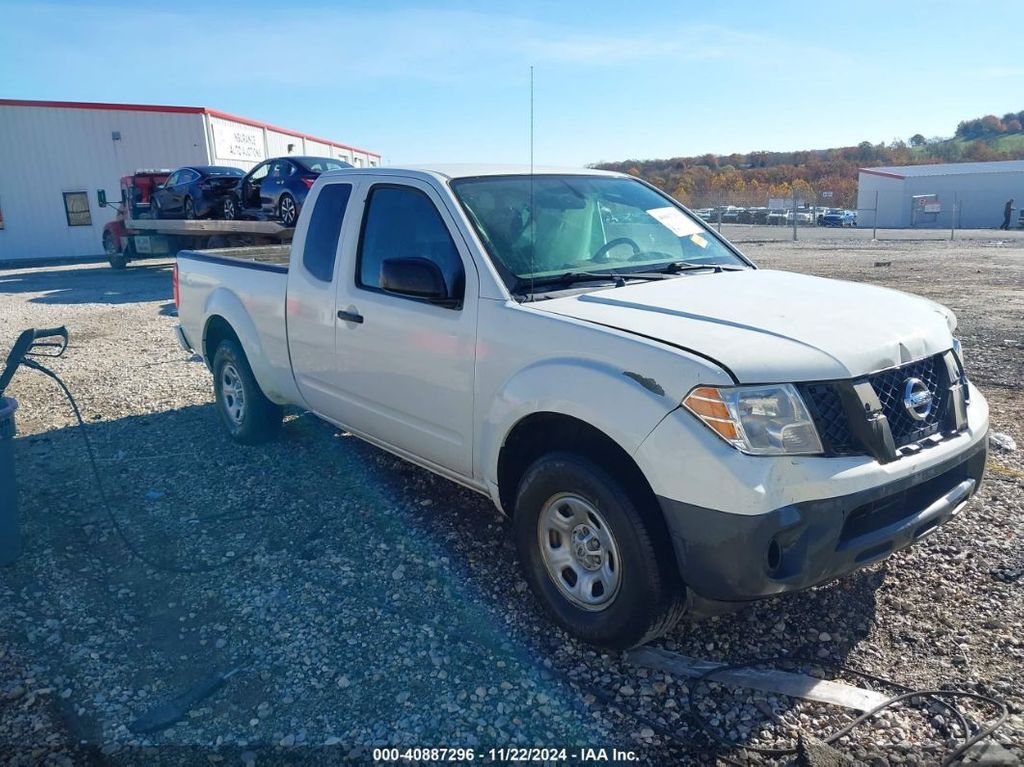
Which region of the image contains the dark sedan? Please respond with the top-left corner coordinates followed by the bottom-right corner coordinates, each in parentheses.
top-left (151, 166), bottom-right (244, 220)
top-left (822, 209), bottom-right (857, 227)
top-left (223, 156), bottom-right (352, 226)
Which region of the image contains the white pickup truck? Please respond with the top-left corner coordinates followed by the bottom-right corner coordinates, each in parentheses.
top-left (174, 165), bottom-right (988, 648)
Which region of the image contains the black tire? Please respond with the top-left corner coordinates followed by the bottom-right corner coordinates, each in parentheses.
top-left (109, 254), bottom-right (128, 270)
top-left (222, 196), bottom-right (238, 221)
top-left (184, 196), bottom-right (196, 220)
top-left (212, 339), bottom-right (283, 444)
top-left (513, 452), bottom-right (686, 649)
top-left (103, 230), bottom-right (117, 257)
top-left (150, 200), bottom-right (160, 220)
top-left (278, 193), bottom-right (298, 226)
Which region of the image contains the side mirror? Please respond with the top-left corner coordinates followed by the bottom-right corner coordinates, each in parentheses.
top-left (380, 257), bottom-right (460, 308)
top-left (97, 189), bottom-right (107, 207)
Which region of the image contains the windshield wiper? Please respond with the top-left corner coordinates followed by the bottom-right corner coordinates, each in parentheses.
top-left (514, 270), bottom-right (666, 294)
top-left (655, 262), bottom-right (747, 275)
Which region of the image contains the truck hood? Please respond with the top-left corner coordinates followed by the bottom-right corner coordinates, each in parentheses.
top-left (534, 269), bottom-right (955, 383)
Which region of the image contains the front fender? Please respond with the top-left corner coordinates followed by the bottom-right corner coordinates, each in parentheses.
top-left (479, 356), bottom-right (678, 489)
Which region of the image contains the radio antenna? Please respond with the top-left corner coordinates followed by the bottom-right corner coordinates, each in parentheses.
top-left (529, 64), bottom-right (535, 302)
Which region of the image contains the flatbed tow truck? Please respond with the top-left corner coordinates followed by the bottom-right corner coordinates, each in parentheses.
top-left (101, 170), bottom-right (293, 269)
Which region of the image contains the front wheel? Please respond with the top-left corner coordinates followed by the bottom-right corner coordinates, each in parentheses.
top-left (278, 194), bottom-right (298, 226)
top-left (212, 339), bottom-right (283, 444)
top-left (513, 452), bottom-right (686, 649)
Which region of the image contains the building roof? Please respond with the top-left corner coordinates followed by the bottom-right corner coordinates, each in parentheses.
top-left (860, 159), bottom-right (1024, 180)
top-left (0, 98), bottom-right (379, 158)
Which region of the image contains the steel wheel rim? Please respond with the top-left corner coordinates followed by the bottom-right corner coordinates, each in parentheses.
top-left (103, 233), bottom-right (116, 255)
top-left (220, 363), bottom-right (245, 425)
top-left (537, 493), bottom-right (622, 611)
top-left (280, 196), bottom-right (296, 224)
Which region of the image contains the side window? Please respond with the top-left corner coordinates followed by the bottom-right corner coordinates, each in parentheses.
top-left (250, 163), bottom-right (270, 183)
top-left (62, 192), bottom-right (91, 227)
top-left (164, 171), bottom-right (180, 187)
top-left (181, 169), bottom-right (199, 184)
top-left (357, 186), bottom-right (463, 299)
top-left (303, 184), bottom-right (352, 282)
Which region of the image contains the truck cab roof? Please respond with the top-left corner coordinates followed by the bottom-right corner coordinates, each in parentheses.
top-left (319, 164), bottom-right (626, 182)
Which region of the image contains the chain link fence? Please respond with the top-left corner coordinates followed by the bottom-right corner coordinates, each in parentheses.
top-left (678, 189), bottom-right (1009, 243)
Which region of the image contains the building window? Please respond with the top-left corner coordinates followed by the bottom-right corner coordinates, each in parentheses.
top-left (63, 192), bottom-right (92, 227)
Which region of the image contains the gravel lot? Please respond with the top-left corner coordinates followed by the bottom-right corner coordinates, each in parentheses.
top-left (1, 230), bottom-right (1022, 765)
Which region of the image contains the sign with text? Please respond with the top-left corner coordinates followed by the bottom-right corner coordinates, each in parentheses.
top-left (211, 119), bottom-right (265, 163)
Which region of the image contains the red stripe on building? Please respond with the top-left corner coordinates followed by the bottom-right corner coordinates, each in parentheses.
top-left (0, 99), bottom-right (380, 159)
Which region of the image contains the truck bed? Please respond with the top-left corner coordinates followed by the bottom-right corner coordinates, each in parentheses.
top-left (177, 245), bottom-right (291, 273)
top-left (175, 245), bottom-right (297, 404)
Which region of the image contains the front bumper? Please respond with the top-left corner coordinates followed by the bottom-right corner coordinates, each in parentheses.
top-left (658, 435), bottom-right (987, 601)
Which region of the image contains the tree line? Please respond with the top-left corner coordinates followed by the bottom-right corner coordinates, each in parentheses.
top-left (595, 110), bottom-right (1024, 209)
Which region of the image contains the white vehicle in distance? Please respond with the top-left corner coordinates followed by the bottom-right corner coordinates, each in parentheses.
top-left (174, 165), bottom-right (987, 648)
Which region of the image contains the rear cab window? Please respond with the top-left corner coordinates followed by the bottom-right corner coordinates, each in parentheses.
top-left (303, 183), bottom-right (353, 282)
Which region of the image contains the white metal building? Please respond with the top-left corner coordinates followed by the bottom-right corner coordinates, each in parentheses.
top-left (0, 99), bottom-right (381, 262)
top-left (857, 160), bottom-right (1024, 229)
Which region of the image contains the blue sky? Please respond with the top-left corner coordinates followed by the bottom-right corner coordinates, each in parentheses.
top-left (1, 1), bottom-right (1019, 165)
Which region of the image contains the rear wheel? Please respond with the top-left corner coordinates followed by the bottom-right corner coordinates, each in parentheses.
top-left (513, 452), bottom-right (686, 649)
top-left (222, 196), bottom-right (238, 220)
top-left (278, 194), bottom-right (297, 226)
top-left (212, 339), bottom-right (282, 444)
top-left (184, 196), bottom-right (196, 220)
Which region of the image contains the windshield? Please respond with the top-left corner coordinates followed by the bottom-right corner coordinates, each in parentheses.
top-left (298, 157), bottom-right (351, 173)
top-left (450, 175), bottom-right (748, 290)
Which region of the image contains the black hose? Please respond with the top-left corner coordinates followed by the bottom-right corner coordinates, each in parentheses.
top-left (25, 359), bottom-right (235, 574)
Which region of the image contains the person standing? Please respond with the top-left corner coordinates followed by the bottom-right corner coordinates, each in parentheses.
top-left (1001, 198), bottom-right (1014, 230)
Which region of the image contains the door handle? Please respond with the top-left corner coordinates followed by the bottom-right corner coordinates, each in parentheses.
top-left (337, 309), bottom-right (363, 324)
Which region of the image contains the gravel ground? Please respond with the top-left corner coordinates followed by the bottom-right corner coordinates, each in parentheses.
top-left (0, 231), bottom-right (1022, 766)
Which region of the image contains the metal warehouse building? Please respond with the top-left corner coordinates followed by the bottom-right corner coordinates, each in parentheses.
top-left (857, 159), bottom-right (1024, 229)
top-left (0, 99), bottom-right (381, 262)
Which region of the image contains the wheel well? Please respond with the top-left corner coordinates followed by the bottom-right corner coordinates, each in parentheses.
top-left (497, 412), bottom-right (679, 573)
top-left (500, 410), bottom-right (664, 514)
top-left (203, 315), bottom-right (240, 366)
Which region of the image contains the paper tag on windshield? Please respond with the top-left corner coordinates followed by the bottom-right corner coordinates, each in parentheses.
top-left (646, 207), bottom-right (702, 237)
top-left (690, 233), bottom-right (708, 249)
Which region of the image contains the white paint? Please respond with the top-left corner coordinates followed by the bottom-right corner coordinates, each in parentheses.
top-left (174, 164), bottom-right (988, 543)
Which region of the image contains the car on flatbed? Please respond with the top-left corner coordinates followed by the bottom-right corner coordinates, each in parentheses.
top-left (174, 164), bottom-right (987, 648)
top-left (151, 166), bottom-right (244, 220)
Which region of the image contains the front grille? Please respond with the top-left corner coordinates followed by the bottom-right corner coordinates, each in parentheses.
top-left (870, 356), bottom-right (944, 447)
top-left (799, 353), bottom-right (953, 459)
top-left (801, 383), bottom-right (859, 455)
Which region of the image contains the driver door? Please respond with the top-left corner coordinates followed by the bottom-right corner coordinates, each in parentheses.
top-left (330, 180), bottom-right (479, 476)
top-left (243, 161), bottom-right (270, 213)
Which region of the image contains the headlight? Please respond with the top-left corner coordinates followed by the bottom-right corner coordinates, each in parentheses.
top-left (683, 384), bottom-right (823, 456)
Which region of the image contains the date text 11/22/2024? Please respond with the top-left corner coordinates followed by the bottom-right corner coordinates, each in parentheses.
top-left (373, 747), bottom-right (640, 762)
